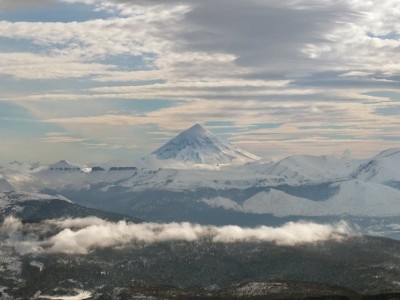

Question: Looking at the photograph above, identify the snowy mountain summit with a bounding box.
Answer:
[49,160,80,171]
[151,124,259,165]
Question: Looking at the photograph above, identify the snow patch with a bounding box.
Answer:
[34,290,92,300]
[202,197,242,211]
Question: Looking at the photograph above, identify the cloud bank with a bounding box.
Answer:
[1,217,352,255]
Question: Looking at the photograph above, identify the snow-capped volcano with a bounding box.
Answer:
[151,124,259,165]
[48,160,80,171]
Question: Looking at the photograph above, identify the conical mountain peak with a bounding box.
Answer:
[151,124,259,165]
[175,123,214,139]
[184,124,208,135]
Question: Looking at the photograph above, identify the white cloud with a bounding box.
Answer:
[1,217,352,255]
[2,0,400,81]
[0,52,112,80]
[41,132,88,143]
[0,216,23,234]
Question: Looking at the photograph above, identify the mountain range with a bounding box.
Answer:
[1,124,400,238]
[2,124,400,299]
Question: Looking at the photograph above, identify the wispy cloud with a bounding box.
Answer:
[41,132,88,143]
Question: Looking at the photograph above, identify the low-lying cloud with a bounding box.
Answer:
[0,217,352,255]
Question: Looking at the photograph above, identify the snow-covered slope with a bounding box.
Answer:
[352,148,400,184]
[259,155,362,183]
[0,169,40,192]
[3,145,400,226]
[150,124,260,165]
[203,180,400,217]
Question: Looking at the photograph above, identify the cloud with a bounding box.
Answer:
[0,0,387,82]
[41,132,88,144]
[33,92,400,158]
[1,216,352,255]
[0,216,23,234]
[2,0,400,161]
[2,0,400,83]
[0,216,44,254]
[0,52,112,80]
[174,0,354,71]
[211,222,351,244]
[44,216,110,228]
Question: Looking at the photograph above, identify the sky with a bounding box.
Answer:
[1,0,400,164]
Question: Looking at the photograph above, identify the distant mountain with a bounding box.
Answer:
[48,160,81,171]
[151,124,260,165]
[352,148,400,185]
[4,144,400,238]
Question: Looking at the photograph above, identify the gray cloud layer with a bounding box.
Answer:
[178,0,354,71]
[107,0,357,74]
[1,216,352,255]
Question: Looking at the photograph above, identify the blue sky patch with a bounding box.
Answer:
[367,31,400,40]
[375,106,400,116]
[0,102,61,135]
